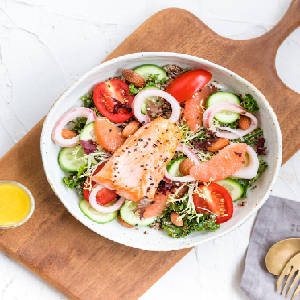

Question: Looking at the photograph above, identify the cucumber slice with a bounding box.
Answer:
[141,86,161,115]
[79,122,97,141]
[120,200,156,226]
[206,92,240,107]
[215,178,244,202]
[206,92,241,124]
[134,64,167,82]
[79,199,117,224]
[166,156,186,177]
[142,86,160,91]
[58,145,86,172]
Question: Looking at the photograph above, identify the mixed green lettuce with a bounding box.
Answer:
[62,165,87,191]
[161,201,219,238]
[240,94,259,113]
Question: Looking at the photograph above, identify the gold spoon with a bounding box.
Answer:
[265,238,300,275]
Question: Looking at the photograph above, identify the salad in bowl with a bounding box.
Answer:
[41,52,281,250]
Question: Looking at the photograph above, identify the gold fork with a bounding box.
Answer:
[277,252,300,299]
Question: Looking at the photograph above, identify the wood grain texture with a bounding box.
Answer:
[0,1,299,300]
[0,120,191,300]
[105,0,300,164]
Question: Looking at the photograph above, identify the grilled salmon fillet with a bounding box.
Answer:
[92,117,182,202]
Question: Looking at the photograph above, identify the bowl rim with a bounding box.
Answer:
[40,52,282,251]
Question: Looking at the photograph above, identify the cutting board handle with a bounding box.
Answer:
[257,0,300,52]
[243,0,300,96]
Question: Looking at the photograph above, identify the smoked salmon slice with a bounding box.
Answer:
[92,117,182,202]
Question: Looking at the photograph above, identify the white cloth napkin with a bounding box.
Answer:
[240,196,300,300]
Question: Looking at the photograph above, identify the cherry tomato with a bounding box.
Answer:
[94,188,118,206]
[83,164,118,205]
[165,69,212,103]
[193,183,233,224]
[93,79,134,123]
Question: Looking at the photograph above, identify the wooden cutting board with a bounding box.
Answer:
[0,1,300,300]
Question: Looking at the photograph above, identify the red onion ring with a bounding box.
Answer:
[217,127,244,140]
[89,184,125,213]
[133,89,180,124]
[52,107,96,147]
[165,143,200,182]
[232,146,259,179]
[203,103,258,139]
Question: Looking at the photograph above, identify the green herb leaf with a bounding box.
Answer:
[144,81,157,88]
[63,165,87,190]
[80,92,102,117]
[148,74,160,81]
[148,73,166,85]
[129,81,161,95]
[129,84,139,95]
[80,93,94,108]
[158,78,166,85]
[240,94,259,113]
[69,117,88,134]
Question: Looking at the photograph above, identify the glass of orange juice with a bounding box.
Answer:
[0,181,35,229]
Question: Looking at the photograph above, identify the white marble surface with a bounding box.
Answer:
[0,0,300,299]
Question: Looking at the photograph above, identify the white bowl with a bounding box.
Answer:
[41,52,282,251]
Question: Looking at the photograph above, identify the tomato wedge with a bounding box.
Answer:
[83,164,118,206]
[193,183,233,224]
[165,69,212,103]
[93,79,134,123]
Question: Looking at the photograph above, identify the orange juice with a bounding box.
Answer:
[0,182,33,227]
